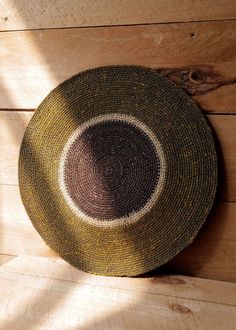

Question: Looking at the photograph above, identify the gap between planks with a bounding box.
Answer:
[1,18,236,34]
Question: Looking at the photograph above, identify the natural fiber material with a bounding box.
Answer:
[19,65,217,276]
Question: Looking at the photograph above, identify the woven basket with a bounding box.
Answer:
[19,65,217,276]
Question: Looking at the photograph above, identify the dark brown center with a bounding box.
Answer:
[63,119,160,220]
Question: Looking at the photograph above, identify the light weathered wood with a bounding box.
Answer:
[0,183,235,282]
[0,256,235,329]
[0,111,31,187]
[1,111,235,201]
[3,255,236,306]
[0,21,235,111]
[0,184,58,258]
[1,0,236,31]
[0,254,15,266]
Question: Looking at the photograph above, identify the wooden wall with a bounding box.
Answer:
[0,1,236,282]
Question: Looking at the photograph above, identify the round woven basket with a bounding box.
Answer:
[19,65,217,276]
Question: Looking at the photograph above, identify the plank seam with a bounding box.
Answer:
[0,253,16,257]
[0,18,236,33]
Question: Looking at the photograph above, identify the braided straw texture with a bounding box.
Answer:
[19,65,217,276]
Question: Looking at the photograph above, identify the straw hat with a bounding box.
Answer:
[19,65,217,276]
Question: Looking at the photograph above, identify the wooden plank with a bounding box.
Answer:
[1,0,236,32]
[0,184,235,282]
[0,184,58,258]
[209,115,236,201]
[2,255,236,306]
[0,111,31,187]
[1,111,235,201]
[0,256,235,329]
[0,21,235,111]
[0,254,15,266]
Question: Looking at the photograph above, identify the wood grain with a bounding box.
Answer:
[209,115,236,201]
[0,256,235,329]
[0,21,235,111]
[1,111,235,201]
[1,0,236,31]
[2,255,236,306]
[0,183,235,282]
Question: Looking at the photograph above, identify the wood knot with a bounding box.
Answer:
[170,304,191,314]
[189,70,206,84]
[157,64,236,96]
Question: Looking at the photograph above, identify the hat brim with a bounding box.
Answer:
[19,65,217,276]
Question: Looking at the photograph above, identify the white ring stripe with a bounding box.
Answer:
[58,114,166,228]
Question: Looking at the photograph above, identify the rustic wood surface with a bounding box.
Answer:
[0,1,236,286]
[0,256,235,329]
[0,21,235,111]
[1,0,236,31]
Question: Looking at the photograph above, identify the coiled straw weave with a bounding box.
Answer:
[19,65,217,276]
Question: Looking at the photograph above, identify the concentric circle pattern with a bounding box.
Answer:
[60,118,161,221]
[19,65,217,276]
